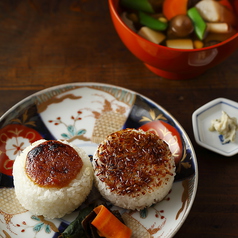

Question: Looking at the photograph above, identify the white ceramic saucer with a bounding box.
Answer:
[192,98,238,156]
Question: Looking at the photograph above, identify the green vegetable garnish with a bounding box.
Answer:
[120,0,155,13]
[187,7,207,40]
[139,11,168,31]
[60,205,94,238]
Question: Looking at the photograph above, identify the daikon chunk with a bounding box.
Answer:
[166,39,194,49]
[138,26,166,44]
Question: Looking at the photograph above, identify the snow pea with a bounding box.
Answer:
[187,7,206,40]
[139,11,168,31]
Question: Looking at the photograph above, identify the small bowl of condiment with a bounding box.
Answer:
[192,98,238,156]
[108,0,238,80]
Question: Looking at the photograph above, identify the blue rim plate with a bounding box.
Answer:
[0,82,198,238]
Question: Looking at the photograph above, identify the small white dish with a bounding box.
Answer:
[192,98,238,156]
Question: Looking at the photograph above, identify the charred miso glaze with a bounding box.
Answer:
[94,129,174,196]
[25,140,83,188]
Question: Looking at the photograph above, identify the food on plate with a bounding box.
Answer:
[13,139,93,219]
[60,204,95,238]
[61,204,131,238]
[91,205,132,238]
[120,0,238,49]
[92,128,176,210]
[209,111,238,143]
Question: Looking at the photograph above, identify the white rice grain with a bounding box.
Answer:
[13,139,93,219]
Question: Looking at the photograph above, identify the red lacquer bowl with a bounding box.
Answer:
[108,0,238,80]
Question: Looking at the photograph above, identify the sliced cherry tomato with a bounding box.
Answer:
[139,120,183,165]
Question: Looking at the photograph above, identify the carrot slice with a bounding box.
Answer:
[163,0,188,20]
[91,205,132,238]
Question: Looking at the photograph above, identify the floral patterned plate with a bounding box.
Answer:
[0,82,198,238]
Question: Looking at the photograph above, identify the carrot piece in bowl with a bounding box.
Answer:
[163,0,188,20]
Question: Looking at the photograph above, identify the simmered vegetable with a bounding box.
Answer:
[187,7,206,40]
[166,38,194,49]
[206,22,230,33]
[120,0,238,49]
[163,0,188,20]
[60,204,131,238]
[81,205,127,238]
[81,209,100,238]
[193,40,203,49]
[169,14,194,37]
[60,205,94,238]
[138,26,166,44]
[121,12,137,32]
[204,28,237,46]
[91,205,132,238]
[139,11,168,31]
[195,0,237,26]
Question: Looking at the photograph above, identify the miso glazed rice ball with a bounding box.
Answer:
[13,139,93,219]
[92,128,176,210]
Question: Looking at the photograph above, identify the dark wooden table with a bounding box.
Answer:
[0,1,238,237]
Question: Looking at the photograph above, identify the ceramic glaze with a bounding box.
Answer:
[108,0,238,79]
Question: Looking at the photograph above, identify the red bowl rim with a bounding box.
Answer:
[108,0,238,52]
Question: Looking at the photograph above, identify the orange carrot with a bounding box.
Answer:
[91,205,132,238]
[163,0,188,20]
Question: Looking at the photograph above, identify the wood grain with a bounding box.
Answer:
[0,1,238,237]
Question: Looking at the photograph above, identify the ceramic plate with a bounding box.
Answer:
[192,97,238,156]
[0,83,198,238]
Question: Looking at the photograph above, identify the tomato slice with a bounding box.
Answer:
[139,120,183,165]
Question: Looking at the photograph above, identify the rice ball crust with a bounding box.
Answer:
[13,139,93,219]
[93,128,176,210]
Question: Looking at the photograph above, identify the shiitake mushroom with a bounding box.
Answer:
[169,14,194,37]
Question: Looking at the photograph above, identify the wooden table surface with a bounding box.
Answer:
[0,1,238,237]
